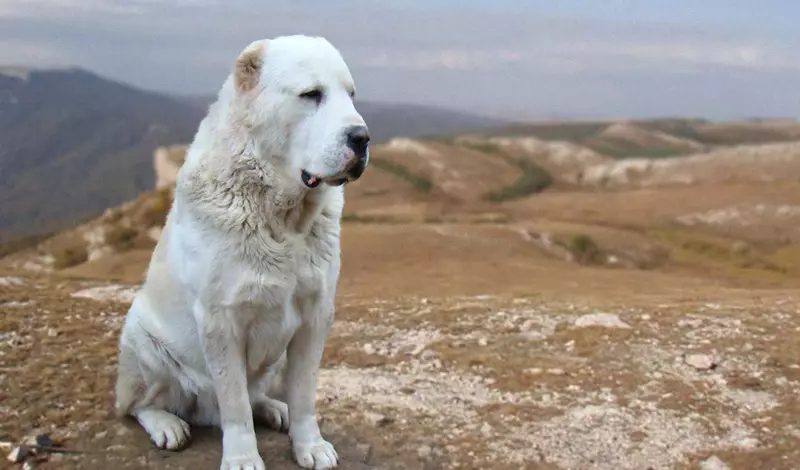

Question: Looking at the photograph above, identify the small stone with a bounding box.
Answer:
[737,437,759,449]
[699,455,730,470]
[417,444,432,459]
[23,461,35,470]
[47,328,59,337]
[477,338,488,347]
[362,343,375,355]
[0,277,23,286]
[7,446,29,463]
[684,354,718,371]
[34,434,54,449]
[547,368,566,376]
[574,313,631,329]
[363,412,393,427]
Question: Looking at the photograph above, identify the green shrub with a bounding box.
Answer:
[340,214,402,224]
[461,141,501,154]
[483,160,553,202]
[370,158,433,192]
[105,225,138,251]
[568,235,604,265]
[52,244,89,269]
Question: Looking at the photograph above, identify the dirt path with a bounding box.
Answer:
[2,271,799,470]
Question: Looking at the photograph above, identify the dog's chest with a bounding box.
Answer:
[239,222,336,299]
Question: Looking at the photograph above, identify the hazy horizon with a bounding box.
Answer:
[2,0,798,120]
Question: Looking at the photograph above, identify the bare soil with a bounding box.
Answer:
[3,219,800,469]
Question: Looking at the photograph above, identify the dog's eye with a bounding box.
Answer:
[299,88,323,104]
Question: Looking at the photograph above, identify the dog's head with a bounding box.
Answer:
[232,35,369,189]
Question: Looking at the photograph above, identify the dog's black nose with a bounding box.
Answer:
[345,125,370,153]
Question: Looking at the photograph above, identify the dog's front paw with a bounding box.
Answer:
[292,439,338,470]
[220,452,265,470]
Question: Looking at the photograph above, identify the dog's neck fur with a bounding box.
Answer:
[177,77,339,240]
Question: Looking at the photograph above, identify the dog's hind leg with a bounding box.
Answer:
[134,408,191,450]
[115,317,192,450]
[250,354,289,433]
[252,395,288,433]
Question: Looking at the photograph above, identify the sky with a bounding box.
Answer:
[1,0,799,120]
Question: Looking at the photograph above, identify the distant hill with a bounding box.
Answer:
[480,118,800,158]
[0,67,206,238]
[0,68,508,240]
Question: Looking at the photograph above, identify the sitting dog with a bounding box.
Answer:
[114,35,370,470]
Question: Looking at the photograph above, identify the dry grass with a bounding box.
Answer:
[104,224,139,252]
[140,187,172,228]
[52,244,89,269]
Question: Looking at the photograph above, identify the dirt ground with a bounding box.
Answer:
[3,219,800,470]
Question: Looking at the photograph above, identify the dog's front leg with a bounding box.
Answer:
[197,302,265,470]
[285,297,338,470]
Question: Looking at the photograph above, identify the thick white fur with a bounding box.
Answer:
[114,35,367,470]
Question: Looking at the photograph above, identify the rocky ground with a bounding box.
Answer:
[3,266,800,470]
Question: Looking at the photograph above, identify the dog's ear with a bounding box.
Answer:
[234,40,268,92]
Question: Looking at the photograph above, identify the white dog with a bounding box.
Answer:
[114,35,370,470]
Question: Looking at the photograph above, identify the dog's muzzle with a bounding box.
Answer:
[343,124,369,182]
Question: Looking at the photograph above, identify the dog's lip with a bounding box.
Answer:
[326,176,349,187]
[300,170,321,188]
[301,170,350,188]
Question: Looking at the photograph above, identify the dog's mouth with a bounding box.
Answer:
[301,170,321,188]
[301,170,349,189]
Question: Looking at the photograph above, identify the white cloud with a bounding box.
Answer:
[0,39,72,66]
[551,40,800,72]
[358,48,524,70]
[0,0,216,18]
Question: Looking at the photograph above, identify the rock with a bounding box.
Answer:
[71,285,138,303]
[574,313,631,329]
[32,434,54,449]
[684,353,718,371]
[0,276,24,286]
[731,241,750,255]
[477,338,488,347]
[7,445,29,463]
[699,455,730,470]
[417,444,432,459]
[23,461,35,470]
